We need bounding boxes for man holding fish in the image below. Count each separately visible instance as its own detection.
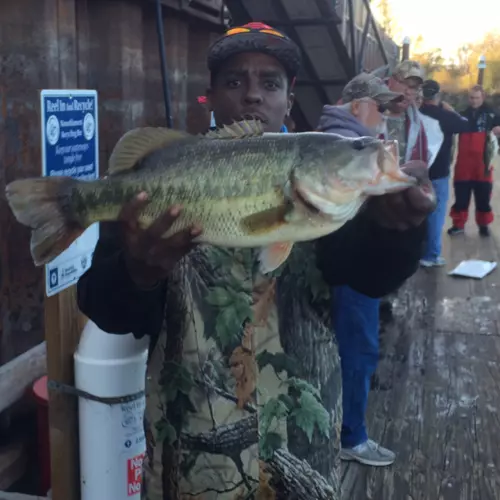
[6,23,436,499]
[448,85,500,237]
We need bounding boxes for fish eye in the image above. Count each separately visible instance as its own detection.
[352,139,365,151]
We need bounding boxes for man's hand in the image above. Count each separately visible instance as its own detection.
[492,125,500,137]
[367,161,437,231]
[119,192,202,288]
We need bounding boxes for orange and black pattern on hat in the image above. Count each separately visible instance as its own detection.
[224,22,288,39]
[207,22,302,87]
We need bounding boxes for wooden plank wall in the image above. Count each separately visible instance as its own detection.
[0,0,223,368]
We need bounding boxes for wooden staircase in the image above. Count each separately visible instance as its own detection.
[223,0,400,130]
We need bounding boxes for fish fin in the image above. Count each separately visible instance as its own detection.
[203,119,265,140]
[258,242,294,274]
[108,127,192,174]
[5,177,85,266]
[240,205,289,235]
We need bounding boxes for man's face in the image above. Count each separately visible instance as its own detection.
[207,52,293,133]
[387,75,421,112]
[351,98,383,130]
[469,90,484,109]
[415,93,423,108]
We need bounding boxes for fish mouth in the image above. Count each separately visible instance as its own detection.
[363,141,418,194]
[363,170,418,195]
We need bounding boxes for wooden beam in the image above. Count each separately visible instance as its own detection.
[0,343,46,414]
[44,3,85,500]
[45,291,86,500]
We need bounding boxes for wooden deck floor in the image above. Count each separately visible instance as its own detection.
[341,178,500,500]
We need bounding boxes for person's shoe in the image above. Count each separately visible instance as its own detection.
[340,439,396,466]
[420,257,446,268]
[448,226,464,236]
[479,225,490,237]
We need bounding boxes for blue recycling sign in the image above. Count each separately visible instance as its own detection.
[41,90,100,297]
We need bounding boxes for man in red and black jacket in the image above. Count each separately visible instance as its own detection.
[449,85,500,237]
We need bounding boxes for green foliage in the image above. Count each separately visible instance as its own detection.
[259,396,290,460]
[214,305,245,349]
[259,376,331,460]
[285,377,321,401]
[160,361,195,403]
[256,350,298,377]
[157,361,197,445]
[261,397,290,433]
[260,431,283,461]
[203,248,254,351]
[205,286,232,307]
[290,391,330,442]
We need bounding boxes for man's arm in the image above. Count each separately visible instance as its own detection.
[422,105,471,134]
[437,107,471,134]
[77,224,167,339]
[316,212,425,298]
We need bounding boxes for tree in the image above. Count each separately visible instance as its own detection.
[413,48,445,78]
[372,0,400,40]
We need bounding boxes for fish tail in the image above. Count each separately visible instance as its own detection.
[5,177,85,266]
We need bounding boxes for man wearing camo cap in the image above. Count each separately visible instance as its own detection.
[383,60,443,167]
[317,72,403,137]
[317,72,406,468]
[380,61,443,321]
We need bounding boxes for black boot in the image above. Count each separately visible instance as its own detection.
[479,225,490,237]
[448,226,464,235]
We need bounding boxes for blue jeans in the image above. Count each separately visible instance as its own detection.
[333,285,380,448]
[422,176,450,261]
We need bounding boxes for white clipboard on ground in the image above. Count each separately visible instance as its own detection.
[448,260,498,279]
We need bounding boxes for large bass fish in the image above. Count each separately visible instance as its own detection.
[5,119,417,273]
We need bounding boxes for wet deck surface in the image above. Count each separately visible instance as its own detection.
[341,178,500,500]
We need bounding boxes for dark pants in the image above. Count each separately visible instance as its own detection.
[450,180,493,228]
[333,285,380,448]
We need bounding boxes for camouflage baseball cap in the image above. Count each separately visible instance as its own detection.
[342,72,404,105]
[392,60,425,83]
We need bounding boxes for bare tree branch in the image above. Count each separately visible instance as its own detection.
[180,415,336,499]
[182,414,258,456]
[194,377,257,414]
[267,449,336,500]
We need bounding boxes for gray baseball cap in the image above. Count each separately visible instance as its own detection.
[342,72,404,105]
[392,60,426,83]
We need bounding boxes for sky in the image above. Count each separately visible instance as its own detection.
[385,0,500,58]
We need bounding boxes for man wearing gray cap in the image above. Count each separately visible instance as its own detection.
[317,72,407,467]
[317,72,403,137]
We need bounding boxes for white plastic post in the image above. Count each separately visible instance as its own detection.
[74,320,149,499]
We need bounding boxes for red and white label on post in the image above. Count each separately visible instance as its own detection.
[127,452,145,496]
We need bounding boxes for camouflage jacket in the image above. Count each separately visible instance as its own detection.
[78,212,425,499]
